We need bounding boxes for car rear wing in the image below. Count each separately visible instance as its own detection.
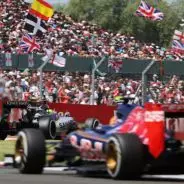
[161,104,184,141]
[3,101,28,109]
[162,104,184,118]
[144,103,184,158]
[0,100,29,123]
[145,103,184,142]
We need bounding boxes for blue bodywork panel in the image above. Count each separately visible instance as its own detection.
[68,103,140,155]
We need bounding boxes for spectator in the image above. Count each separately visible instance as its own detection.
[0,0,183,61]
[0,69,183,105]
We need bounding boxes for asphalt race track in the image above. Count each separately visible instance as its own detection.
[0,168,184,184]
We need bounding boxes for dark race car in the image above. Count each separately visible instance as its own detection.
[14,99,184,179]
[0,100,77,140]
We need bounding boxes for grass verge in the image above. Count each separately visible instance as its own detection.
[0,140,60,161]
[0,141,15,161]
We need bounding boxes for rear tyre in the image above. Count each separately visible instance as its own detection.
[84,118,100,129]
[15,129,45,174]
[0,131,7,140]
[0,123,8,140]
[106,134,144,179]
[38,116,56,139]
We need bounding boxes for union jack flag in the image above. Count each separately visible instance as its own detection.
[135,0,164,21]
[108,58,123,73]
[19,34,40,53]
[172,40,184,55]
[173,30,184,44]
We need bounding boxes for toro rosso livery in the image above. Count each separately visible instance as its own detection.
[15,99,184,179]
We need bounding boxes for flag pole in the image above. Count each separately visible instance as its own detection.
[38,58,49,99]
[180,18,184,31]
[141,60,156,105]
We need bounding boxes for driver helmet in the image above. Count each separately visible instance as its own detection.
[28,94,41,102]
[114,96,124,104]
[47,109,53,114]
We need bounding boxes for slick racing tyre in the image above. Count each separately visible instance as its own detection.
[106,134,144,179]
[38,116,56,139]
[15,129,46,174]
[0,131,7,140]
[84,118,100,129]
[0,123,8,140]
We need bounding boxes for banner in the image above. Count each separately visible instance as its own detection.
[28,53,34,68]
[5,52,12,67]
[108,57,123,73]
[48,103,116,124]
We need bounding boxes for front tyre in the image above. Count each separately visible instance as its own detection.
[106,134,144,179]
[15,129,46,174]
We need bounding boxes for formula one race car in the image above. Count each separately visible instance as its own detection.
[0,100,77,140]
[14,99,184,179]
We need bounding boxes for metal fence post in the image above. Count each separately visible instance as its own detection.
[90,56,106,105]
[141,60,156,105]
[38,59,49,98]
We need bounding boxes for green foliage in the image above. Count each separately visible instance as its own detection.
[0,141,15,161]
[54,4,65,12]
[64,0,183,46]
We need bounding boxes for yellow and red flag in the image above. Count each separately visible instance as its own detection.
[29,0,54,21]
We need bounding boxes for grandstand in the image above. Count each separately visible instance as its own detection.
[0,0,183,105]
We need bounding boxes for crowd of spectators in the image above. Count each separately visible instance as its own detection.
[0,0,184,105]
[0,0,183,61]
[0,69,184,105]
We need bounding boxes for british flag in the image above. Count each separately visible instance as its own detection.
[172,40,184,55]
[19,34,40,53]
[173,30,184,44]
[108,58,123,73]
[135,0,164,21]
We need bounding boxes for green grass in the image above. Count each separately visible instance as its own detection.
[0,141,15,161]
[0,140,61,161]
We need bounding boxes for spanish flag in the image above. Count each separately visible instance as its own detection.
[29,0,54,21]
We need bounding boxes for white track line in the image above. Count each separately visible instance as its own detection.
[43,167,184,180]
[142,174,184,180]
[44,167,70,172]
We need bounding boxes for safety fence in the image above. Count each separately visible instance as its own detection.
[0,53,184,75]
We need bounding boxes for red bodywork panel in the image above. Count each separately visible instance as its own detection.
[118,103,184,158]
[118,103,165,158]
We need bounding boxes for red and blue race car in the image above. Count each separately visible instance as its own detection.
[14,99,184,179]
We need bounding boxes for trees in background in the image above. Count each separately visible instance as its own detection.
[63,0,184,46]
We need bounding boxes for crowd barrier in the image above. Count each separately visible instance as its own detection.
[0,102,116,124]
[48,103,116,124]
[0,53,183,75]
[1,102,184,132]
